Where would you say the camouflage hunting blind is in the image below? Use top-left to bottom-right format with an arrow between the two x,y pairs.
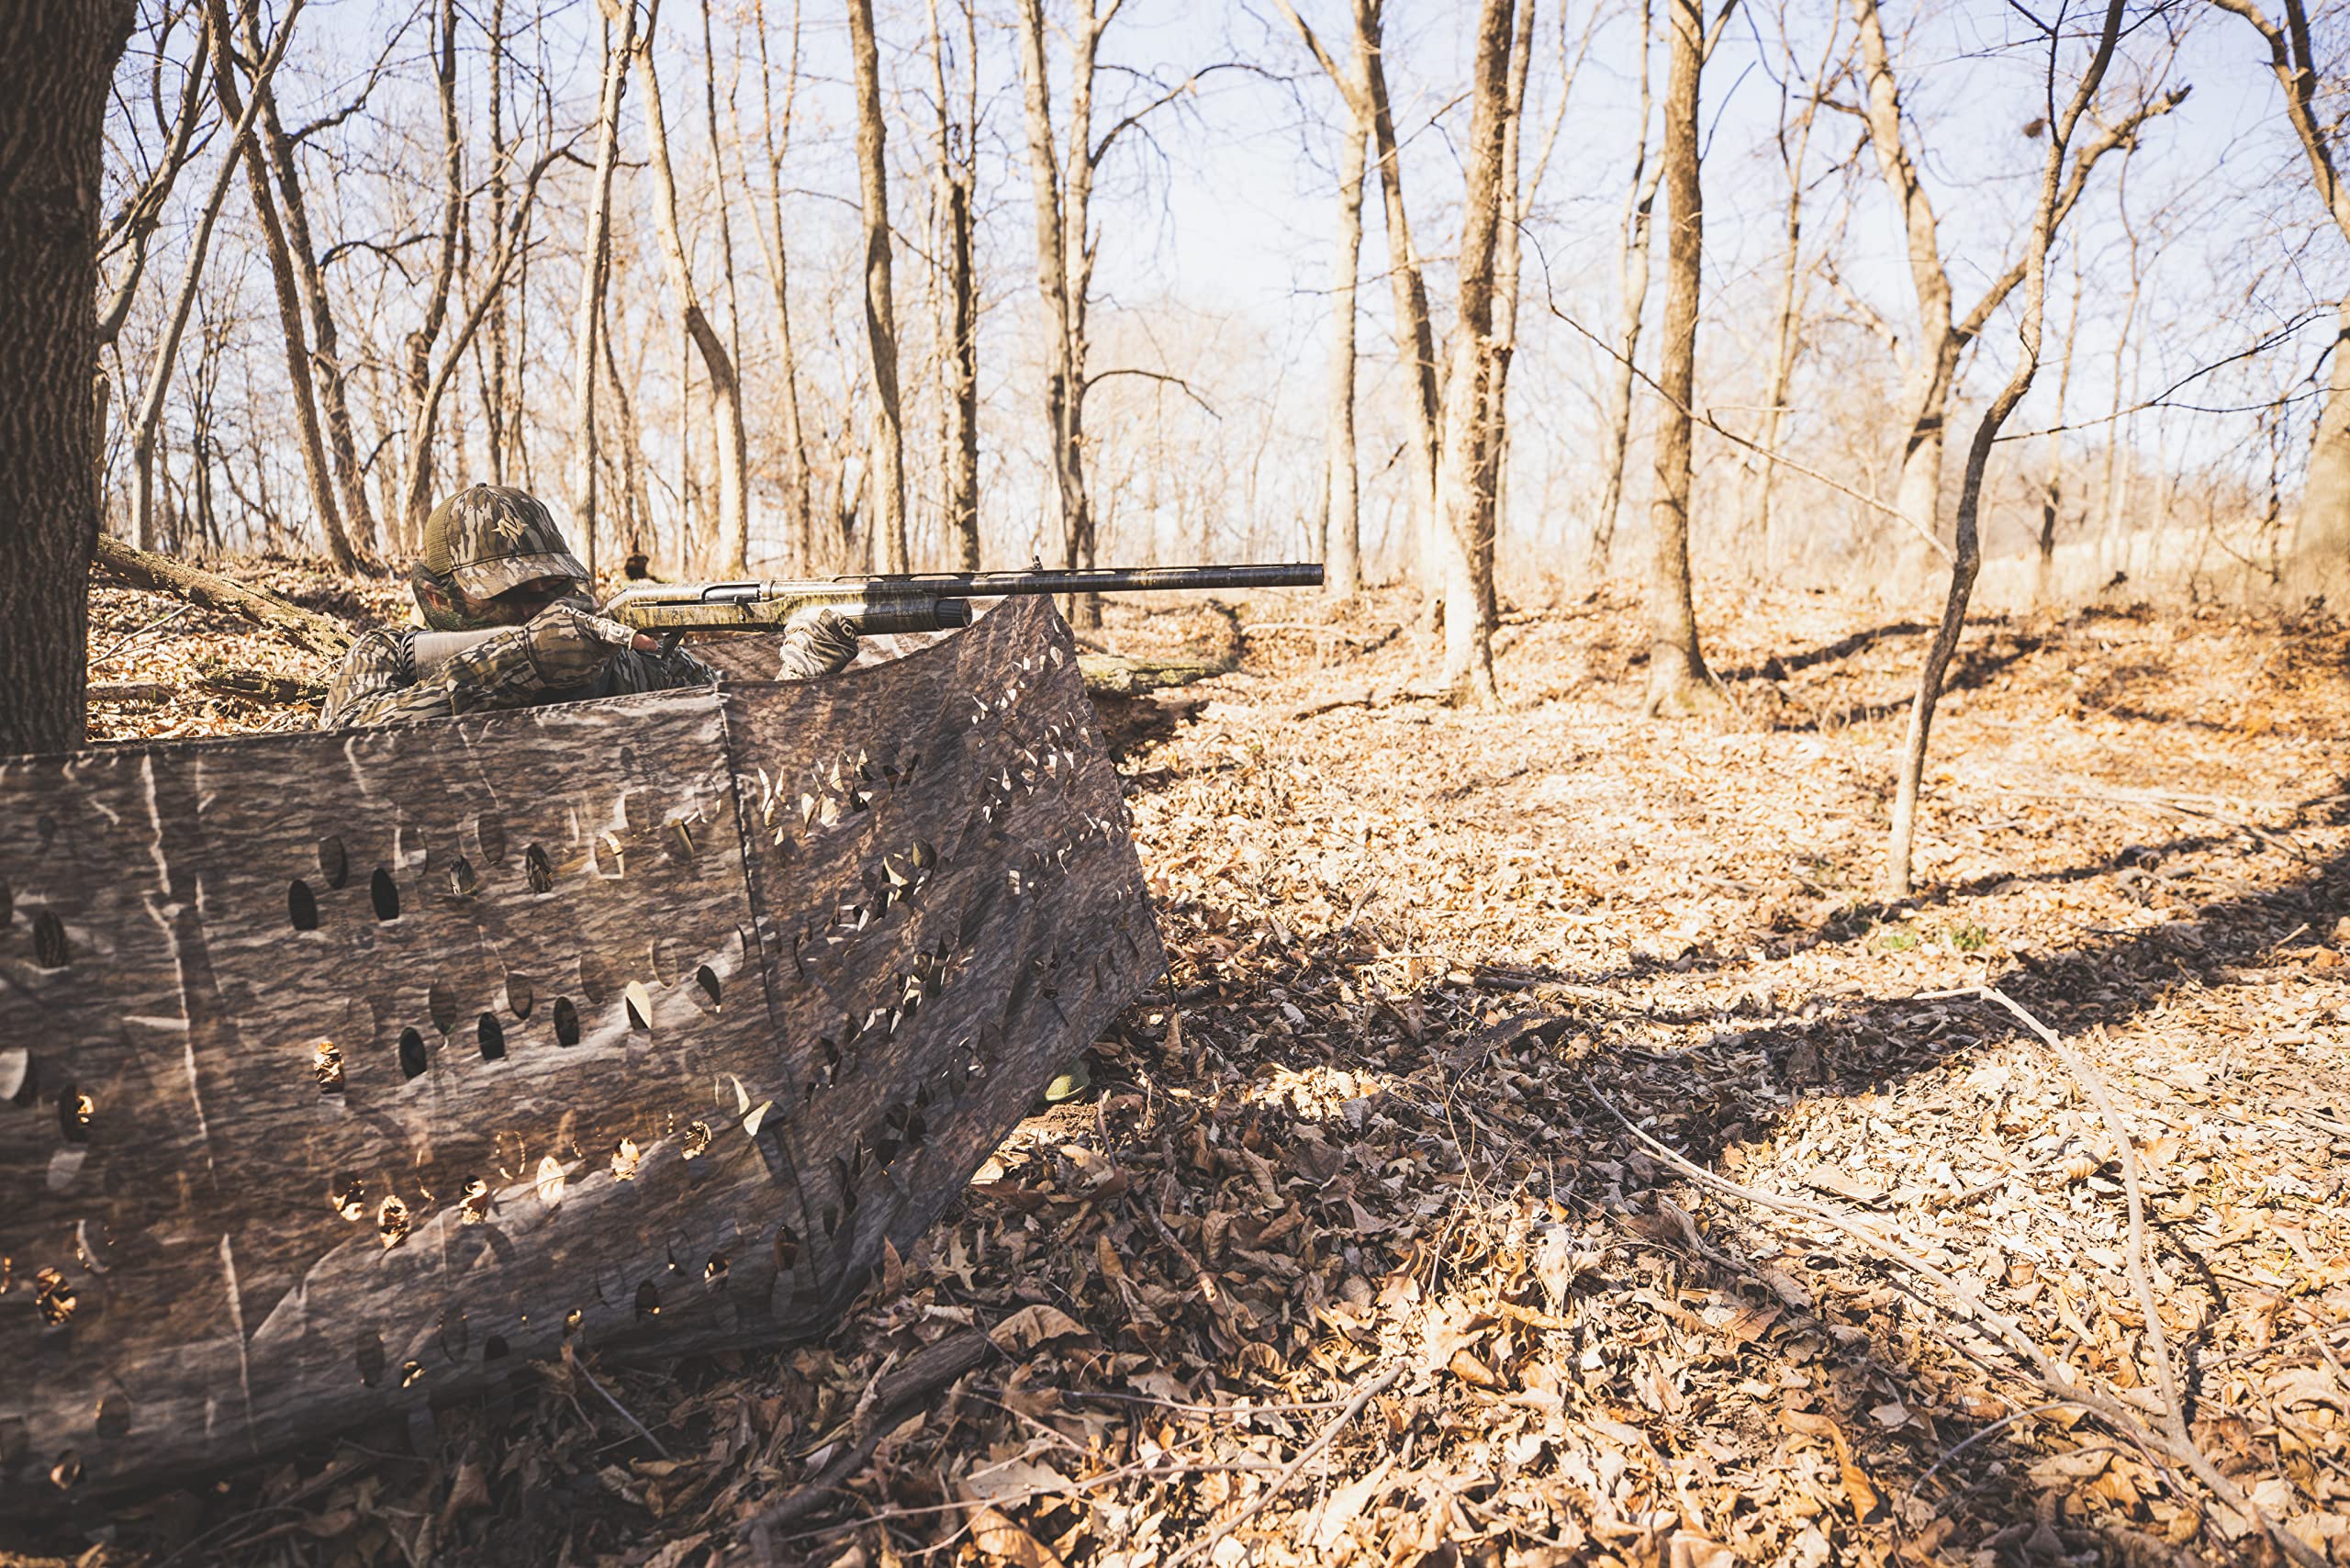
0,599 -> 1164,1511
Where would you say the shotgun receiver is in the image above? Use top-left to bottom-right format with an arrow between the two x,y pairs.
408,562 -> 1324,678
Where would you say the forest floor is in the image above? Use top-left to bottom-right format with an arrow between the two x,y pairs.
17,564 -> 2350,1568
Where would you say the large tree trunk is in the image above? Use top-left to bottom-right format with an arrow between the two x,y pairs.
571,3 -> 633,582
847,0 -> 909,573
1590,0 -> 1660,576
637,0 -> 750,575
0,1 -> 136,754
1433,0 -> 1518,705
1642,0 -> 1722,718
207,0 -> 363,572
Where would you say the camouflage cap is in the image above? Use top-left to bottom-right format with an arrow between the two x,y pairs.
420,485 -> 590,599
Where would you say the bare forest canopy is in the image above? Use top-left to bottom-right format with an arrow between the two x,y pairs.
91,0 -> 2350,607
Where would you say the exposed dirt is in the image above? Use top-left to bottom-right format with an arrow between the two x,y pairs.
16,566 -> 2350,1568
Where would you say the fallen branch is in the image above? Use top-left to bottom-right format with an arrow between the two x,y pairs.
1164,1363 -> 1404,1567
1587,1081 -> 2323,1568
94,535 -> 355,662
743,1329 -> 994,1533
1079,653 -> 1230,697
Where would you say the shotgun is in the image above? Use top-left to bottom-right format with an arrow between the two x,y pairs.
408,563 -> 1324,677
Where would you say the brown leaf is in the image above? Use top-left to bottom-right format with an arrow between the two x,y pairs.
989,1303 -> 1089,1354
969,1505 -> 1069,1568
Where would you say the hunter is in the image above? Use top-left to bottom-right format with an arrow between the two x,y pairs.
320,485 -> 858,728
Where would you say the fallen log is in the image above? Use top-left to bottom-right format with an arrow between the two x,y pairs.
92,535 -> 356,661
0,597 -> 1164,1513
1077,653 -> 1230,696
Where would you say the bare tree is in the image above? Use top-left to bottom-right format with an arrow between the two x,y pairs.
1272,1 -> 1373,598
1589,0 -> 1661,575
127,0 -> 299,554
1886,0 -> 2138,896
2212,0 -> 2350,588
928,0 -> 981,570
1,0 -> 137,753
2037,243 -> 2085,603
1013,0 -> 1094,620
207,0 -> 367,571
1739,6 -> 1844,570
572,0 -> 634,581
636,0 -> 750,574
393,0 -> 464,549
1851,0 -> 2179,597
1432,0 -> 1521,703
750,0 -> 815,568
847,0 -> 909,573
1643,0 -> 1730,716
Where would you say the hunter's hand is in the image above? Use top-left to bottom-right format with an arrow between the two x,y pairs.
778,608 -> 860,680
520,603 -> 659,687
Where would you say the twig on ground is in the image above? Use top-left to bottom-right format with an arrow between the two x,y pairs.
1586,1080 -> 2324,1568
91,603 -> 190,670
572,1358 -> 671,1460
1165,1363 -> 1404,1567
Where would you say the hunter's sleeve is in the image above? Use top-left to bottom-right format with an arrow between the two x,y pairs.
319,625 -> 582,727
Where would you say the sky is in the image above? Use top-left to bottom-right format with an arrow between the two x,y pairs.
112,0 -> 2348,577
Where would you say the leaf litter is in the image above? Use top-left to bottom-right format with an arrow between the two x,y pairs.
17,564 -> 2350,1567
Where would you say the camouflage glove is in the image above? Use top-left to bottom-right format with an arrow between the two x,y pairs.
777,609 -> 860,680
515,603 -> 643,689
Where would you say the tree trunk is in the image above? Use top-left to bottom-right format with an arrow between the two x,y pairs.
1434,0 -> 1515,706
930,0 -> 981,571
753,0 -> 814,571
1743,39 -> 1831,577
1476,0 -> 1535,629
2036,249 -> 2083,604
484,0 -> 511,487
239,0 -> 375,556
2299,297 -> 2350,588
397,0 -> 464,550
571,3 -> 632,582
847,0 -> 909,574
1642,0 -> 1723,717
208,0 -> 363,572
1352,0 -> 1441,597
1886,0 -> 2130,897
636,0 -> 749,576
0,1 -> 135,754
1322,87 -> 1368,599
1013,0 -> 1099,626
1590,0 -> 1659,576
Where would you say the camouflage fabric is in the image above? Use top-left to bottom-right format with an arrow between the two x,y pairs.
320,618 -> 721,729
420,485 -> 589,606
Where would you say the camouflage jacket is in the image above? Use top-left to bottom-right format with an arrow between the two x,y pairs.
319,626 -> 722,729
